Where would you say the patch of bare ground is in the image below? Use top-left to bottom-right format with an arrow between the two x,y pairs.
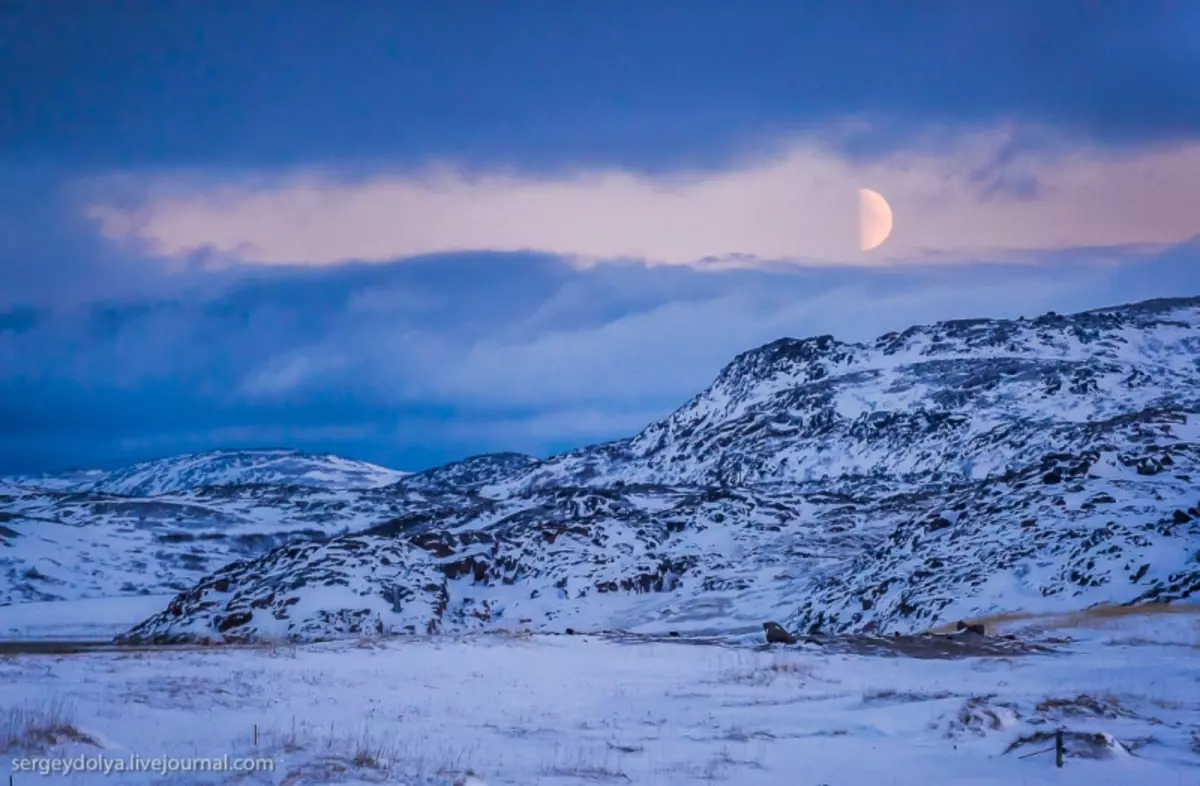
928,602 -> 1200,636
808,633 -> 1056,659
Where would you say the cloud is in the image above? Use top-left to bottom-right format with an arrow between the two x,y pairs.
6,4 -> 1199,476
5,3 -> 1199,172
85,128 -> 1200,268
4,238 -> 1197,474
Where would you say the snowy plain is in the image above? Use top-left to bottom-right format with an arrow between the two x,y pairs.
0,595 -> 174,641
2,605 -> 1198,786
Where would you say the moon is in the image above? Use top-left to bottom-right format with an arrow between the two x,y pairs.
859,188 -> 894,252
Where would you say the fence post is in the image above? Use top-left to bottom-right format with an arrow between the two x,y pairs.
1055,728 -> 1064,768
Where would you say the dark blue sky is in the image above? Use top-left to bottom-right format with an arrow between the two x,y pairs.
6,1 -> 1200,170
2,2 -> 1199,473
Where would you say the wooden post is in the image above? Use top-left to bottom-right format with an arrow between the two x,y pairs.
1055,728 -> 1064,768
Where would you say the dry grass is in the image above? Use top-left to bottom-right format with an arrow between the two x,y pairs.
1034,693 -> 1139,720
350,727 -> 396,769
266,641 -> 300,658
862,688 -> 956,705
541,743 -> 633,782
716,653 -> 816,686
0,699 -> 97,753
259,720 -> 480,785
540,763 -> 631,782
939,695 -> 1021,739
657,746 -> 767,782
1146,696 -> 1187,711
927,602 -> 1200,635
698,748 -> 768,781
1002,729 -> 1129,759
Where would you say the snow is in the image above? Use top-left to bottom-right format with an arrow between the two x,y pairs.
0,595 -> 172,640
12,450 -> 408,497
2,613 -> 1197,785
0,481 -> 413,606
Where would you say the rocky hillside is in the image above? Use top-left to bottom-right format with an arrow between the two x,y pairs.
787,439 -> 1200,634
109,296 -> 1200,644
0,478 -> 456,605
490,297 -> 1200,491
386,452 -> 541,493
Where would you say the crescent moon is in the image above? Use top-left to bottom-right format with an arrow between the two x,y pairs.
859,188 -> 894,252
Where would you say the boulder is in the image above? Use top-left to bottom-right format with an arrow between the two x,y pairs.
762,621 -> 798,645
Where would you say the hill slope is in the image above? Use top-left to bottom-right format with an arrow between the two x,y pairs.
12,449 -> 408,497
114,296 -> 1200,644
0,478 -> 463,605
489,297 -> 1200,491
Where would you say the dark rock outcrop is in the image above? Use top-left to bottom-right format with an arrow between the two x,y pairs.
763,621 -> 798,645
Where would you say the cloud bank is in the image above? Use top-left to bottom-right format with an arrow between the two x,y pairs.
86,129 -> 1200,268
3,242 -> 1199,474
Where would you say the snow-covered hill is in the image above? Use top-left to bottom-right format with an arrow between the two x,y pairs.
106,296 -> 1200,644
387,451 -> 541,492
12,449 -> 408,496
0,478 -> 463,606
489,297 -> 1200,491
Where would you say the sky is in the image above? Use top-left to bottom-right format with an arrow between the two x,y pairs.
2,1 -> 1200,473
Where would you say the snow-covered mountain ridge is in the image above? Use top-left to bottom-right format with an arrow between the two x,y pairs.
10,448 -> 408,496
490,297 -> 1200,491
4,296 -> 1199,643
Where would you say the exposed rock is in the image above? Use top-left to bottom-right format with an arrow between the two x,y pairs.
763,621 -> 798,645
215,611 -> 253,632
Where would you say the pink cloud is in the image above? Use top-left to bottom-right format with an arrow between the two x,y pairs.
85,127 -> 1200,267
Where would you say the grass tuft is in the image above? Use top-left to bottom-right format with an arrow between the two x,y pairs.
1,699 -> 97,754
